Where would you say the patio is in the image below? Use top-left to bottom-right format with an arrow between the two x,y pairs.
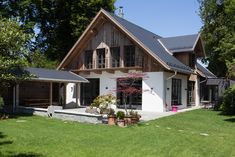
16,105 -> 201,124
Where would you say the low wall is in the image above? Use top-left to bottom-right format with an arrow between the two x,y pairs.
16,106 -> 48,117
16,106 -> 103,124
53,110 -> 103,124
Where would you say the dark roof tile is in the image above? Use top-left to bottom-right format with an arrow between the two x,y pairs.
26,68 -> 88,83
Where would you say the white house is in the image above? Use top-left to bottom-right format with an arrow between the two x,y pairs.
56,9 -> 217,112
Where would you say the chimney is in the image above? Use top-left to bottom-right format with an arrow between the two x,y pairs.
118,6 -> 124,18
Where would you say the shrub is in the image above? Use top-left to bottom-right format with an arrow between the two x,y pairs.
0,96 -> 4,111
91,94 -> 116,109
221,85 -> 235,115
116,111 -> 125,120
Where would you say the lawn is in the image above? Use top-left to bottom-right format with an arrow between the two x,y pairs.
0,109 -> 234,157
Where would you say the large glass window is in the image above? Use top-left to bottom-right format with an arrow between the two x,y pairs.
84,50 -> 93,69
171,78 -> 182,105
110,47 -> 120,67
96,48 -> 105,68
124,45 -> 135,67
117,78 -> 142,110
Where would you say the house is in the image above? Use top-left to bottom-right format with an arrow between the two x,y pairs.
56,9 -> 215,112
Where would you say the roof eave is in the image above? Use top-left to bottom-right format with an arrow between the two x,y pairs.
57,9 -> 104,70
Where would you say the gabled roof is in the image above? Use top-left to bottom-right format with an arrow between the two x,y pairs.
159,34 -> 200,53
107,11 -> 193,74
26,68 -> 88,83
58,9 -> 201,74
196,62 -> 216,78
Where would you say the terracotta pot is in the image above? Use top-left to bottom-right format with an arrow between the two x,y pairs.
108,115 -> 116,125
131,117 -> 139,124
124,116 -> 132,125
117,119 -> 125,127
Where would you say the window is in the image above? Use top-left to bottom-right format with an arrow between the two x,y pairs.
96,48 -> 105,68
84,50 -> 93,69
171,78 -> 182,105
189,53 -> 195,67
124,45 -> 135,67
110,47 -> 120,67
117,78 -> 142,110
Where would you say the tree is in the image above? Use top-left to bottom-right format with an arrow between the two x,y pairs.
0,18 -> 32,92
115,73 -> 148,114
199,0 -> 235,78
0,0 -> 116,61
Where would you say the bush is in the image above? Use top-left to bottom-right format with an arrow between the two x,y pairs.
0,96 -> 4,111
221,85 -> 235,115
91,94 -> 116,109
116,111 -> 125,120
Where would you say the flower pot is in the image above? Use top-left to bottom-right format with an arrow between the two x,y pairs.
117,119 -> 125,127
108,115 -> 116,125
172,105 -> 178,112
131,117 -> 140,124
124,116 -> 132,125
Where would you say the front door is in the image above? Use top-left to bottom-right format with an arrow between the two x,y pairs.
80,78 -> 100,106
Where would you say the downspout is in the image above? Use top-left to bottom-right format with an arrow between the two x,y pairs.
199,76 -> 208,84
165,71 -> 177,111
167,71 -> 177,80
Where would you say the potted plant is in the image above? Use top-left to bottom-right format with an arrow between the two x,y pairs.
91,94 -> 117,114
116,111 -> 125,127
129,110 -> 141,124
107,108 -> 116,125
124,114 -> 132,125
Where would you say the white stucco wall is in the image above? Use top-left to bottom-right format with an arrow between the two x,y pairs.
164,72 -> 188,110
78,71 -> 189,112
83,71 -> 128,95
65,83 -> 80,108
142,72 -> 165,112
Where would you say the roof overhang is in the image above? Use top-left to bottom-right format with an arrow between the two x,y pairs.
25,68 -> 89,83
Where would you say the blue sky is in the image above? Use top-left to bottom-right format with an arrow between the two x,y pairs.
114,0 -> 202,37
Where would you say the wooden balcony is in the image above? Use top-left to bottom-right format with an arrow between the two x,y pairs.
72,57 -> 143,74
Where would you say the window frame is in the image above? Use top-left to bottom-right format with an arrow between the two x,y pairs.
124,45 -> 135,67
96,48 -> 106,69
84,50 -> 93,69
110,47 -> 120,68
171,78 -> 182,105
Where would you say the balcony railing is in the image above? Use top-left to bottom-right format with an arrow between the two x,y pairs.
83,56 -> 143,70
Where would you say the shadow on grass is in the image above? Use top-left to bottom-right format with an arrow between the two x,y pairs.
0,132 -> 14,146
0,132 -> 6,139
9,153 -> 44,157
224,118 -> 235,123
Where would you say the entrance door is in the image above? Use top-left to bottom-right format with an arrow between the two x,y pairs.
80,78 -> 100,106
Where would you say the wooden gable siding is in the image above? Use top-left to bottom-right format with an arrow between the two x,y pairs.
174,52 -> 190,66
66,21 -> 164,73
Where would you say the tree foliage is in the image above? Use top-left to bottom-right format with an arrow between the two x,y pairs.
0,0 -> 116,61
221,85 -> 235,115
199,0 -> 235,77
0,18 -> 32,88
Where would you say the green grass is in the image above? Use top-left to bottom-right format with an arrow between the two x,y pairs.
0,109 -> 235,157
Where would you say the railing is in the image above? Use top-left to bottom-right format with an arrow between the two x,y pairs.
83,56 -> 144,70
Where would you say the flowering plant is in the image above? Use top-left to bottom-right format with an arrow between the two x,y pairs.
91,94 -> 117,110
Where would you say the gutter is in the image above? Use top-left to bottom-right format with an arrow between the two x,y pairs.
167,71 -> 177,80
